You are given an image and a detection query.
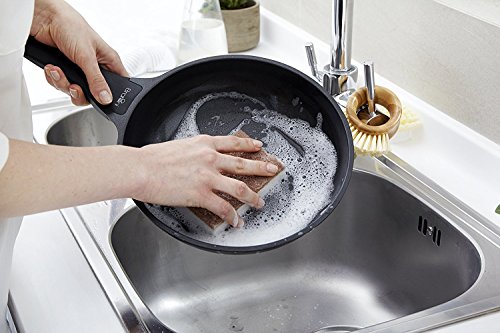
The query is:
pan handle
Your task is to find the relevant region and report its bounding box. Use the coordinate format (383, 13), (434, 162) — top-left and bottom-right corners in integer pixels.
(24, 36), (143, 117)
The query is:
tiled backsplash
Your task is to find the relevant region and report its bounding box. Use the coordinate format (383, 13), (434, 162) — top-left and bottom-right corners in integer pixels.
(261, 0), (500, 145)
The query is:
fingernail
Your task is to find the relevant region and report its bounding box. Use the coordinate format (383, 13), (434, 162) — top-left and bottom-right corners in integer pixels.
(50, 70), (60, 81)
(99, 90), (112, 104)
(253, 140), (263, 148)
(271, 155), (285, 168)
(69, 88), (78, 99)
(257, 197), (265, 209)
(267, 163), (279, 173)
(237, 217), (245, 228)
(230, 214), (239, 227)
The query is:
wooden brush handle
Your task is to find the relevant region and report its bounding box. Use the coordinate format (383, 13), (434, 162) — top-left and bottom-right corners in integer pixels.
(346, 86), (402, 138)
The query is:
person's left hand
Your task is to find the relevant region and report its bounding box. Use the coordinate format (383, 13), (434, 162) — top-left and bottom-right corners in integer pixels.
(31, 0), (128, 105)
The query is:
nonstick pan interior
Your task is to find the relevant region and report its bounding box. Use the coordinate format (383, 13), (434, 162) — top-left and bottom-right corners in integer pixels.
(124, 56), (354, 254)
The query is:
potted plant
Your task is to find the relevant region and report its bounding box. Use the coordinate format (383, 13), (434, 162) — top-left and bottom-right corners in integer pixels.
(219, 0), (260, 52)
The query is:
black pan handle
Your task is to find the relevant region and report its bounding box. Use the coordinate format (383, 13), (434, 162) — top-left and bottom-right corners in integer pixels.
(24, 36), (143, 116)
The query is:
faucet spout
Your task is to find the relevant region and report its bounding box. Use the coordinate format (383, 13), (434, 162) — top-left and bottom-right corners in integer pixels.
(330, 0), (354, 71)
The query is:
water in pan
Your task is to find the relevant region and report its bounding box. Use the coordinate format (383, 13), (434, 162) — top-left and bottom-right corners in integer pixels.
(147, 92), (337, 247)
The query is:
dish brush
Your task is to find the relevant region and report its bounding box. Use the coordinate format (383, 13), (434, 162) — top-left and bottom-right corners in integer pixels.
(345, 61), (402, 156)
(390, 104), (421, 143)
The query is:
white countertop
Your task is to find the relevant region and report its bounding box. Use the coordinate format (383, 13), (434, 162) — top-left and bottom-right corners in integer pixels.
(12, 3), (500, 333)
(10, 211), (124, 332)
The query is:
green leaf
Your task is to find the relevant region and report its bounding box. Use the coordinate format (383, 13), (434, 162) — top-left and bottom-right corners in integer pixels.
(219, 0), (253, 10)
(496, 204), (500, 215)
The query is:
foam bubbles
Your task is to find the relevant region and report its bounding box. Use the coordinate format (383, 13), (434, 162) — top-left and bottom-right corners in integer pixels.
(148, 92), (338, 247)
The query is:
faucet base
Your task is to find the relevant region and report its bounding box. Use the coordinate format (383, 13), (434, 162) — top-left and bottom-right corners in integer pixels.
(322, 64), (358, 100)
(304, 43), (357, 102)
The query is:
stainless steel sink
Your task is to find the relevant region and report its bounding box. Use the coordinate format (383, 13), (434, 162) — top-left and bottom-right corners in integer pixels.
(111, 171), (480, 333)
(34, 105), (500, 333)
(46, 107), (117, 147)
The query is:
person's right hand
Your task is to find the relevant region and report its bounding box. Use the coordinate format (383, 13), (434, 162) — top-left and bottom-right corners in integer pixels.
(133, 135), (281, 228)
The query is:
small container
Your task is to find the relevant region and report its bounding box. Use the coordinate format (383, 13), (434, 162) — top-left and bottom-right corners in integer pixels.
(177, 0), (228, 65)
(221, 0), (260, 52)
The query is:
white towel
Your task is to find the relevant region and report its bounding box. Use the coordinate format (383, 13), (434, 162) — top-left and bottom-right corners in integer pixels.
(112, 32), (178, 76)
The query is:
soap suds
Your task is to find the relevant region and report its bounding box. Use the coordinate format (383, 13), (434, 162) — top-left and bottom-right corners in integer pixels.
(147, 92), (338, 247)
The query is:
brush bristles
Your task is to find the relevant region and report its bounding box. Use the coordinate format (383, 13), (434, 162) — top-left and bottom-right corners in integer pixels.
(347, 119), (390, 156)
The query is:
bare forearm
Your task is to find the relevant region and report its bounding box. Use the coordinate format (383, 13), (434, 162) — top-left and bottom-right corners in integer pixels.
(0, 140), (144, 218)
(0, 135), (279, 227)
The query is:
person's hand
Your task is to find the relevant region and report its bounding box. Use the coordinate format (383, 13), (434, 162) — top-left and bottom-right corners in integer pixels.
(31, 0), (128, 105)
(133, 135), (281, 228)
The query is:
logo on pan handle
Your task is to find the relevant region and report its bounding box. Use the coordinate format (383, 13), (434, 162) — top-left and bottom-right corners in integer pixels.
(114, 87), (132, 107)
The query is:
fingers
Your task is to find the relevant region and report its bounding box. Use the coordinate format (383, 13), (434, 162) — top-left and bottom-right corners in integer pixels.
(206, 135), (281, 176)
(79, 39), (128, 104)
(68, 84), (86, 105)
(93, 37), (129, 77)
(97, 44), (129, 77)
(202, 193), (244, 228)
(44, 65), (88, 106)
(213, 176), (265, 210)
(216, 154), (279, 176)
(44, 40), (128, 106)
(211, 135), (263, 153)
(78, 54), (114, 105)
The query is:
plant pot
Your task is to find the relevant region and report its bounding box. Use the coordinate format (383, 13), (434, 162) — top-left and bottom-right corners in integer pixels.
(221, 1), (260, 52)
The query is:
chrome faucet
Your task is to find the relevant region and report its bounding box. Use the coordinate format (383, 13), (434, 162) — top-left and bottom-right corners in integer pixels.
(305, 0), (358, 104)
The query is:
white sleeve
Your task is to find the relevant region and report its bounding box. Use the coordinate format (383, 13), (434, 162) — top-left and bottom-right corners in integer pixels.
(0, 132), (9, 173)
(0, 0), (34, 55)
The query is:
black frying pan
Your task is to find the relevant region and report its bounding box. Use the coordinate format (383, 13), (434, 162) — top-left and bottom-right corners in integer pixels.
(25, 36), (354, 254)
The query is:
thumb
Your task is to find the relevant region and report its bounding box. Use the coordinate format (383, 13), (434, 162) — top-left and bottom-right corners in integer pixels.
(77, 52), (113, 105)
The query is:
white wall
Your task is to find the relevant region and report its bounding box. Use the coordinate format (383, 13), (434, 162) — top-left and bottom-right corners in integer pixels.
(261, 0), (500, 145)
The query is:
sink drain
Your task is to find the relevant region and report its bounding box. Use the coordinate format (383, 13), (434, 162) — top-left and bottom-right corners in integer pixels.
(311, 325), (361, 333)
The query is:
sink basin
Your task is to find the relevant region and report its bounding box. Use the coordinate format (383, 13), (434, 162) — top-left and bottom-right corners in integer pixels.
(39, 106), (500, 333)
(46, 108), (117, 147)
(111, 171), (480, 333)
